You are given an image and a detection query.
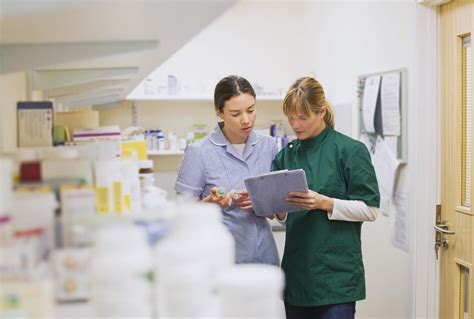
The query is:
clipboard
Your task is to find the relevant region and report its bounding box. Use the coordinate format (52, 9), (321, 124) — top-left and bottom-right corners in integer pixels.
(244, 169), (309, 217)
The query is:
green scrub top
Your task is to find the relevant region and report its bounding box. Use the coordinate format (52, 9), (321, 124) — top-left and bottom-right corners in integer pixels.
(273, 126), (380, 307)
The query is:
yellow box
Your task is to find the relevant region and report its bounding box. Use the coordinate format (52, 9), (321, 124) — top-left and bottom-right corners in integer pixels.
(121, 140), (147, 160)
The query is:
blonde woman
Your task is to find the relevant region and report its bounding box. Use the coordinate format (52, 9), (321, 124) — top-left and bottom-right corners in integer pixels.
(274, 77), (380, 319)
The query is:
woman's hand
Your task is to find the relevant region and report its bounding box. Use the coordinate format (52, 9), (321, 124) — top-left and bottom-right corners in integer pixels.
(202, 187), (232, 209)
(232, 190), (254, 211)
(286, 190), (334, 212)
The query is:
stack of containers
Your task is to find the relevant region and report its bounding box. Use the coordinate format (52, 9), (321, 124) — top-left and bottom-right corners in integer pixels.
(154, 201), (235, 317)
(88, 225), (152, 318)
(0, 157), (56, 317)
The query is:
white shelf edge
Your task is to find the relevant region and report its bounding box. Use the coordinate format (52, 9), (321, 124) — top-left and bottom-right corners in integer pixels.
(126, 95), (284, 102)
(148, 150), (184, 156)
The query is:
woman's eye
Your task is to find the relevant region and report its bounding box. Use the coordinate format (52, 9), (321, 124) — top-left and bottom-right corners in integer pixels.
(231, 113), (239, 117)
(247, 109), (255, 114)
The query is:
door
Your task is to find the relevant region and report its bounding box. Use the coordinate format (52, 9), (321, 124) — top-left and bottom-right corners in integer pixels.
(440, 1), (474, 318)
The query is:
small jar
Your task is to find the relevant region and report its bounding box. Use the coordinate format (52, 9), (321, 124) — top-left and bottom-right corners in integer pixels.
(138, 160), (154, 189)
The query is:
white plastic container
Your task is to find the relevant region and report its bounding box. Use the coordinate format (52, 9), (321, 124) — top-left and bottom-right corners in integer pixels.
(88, 225), (152, 318)
(216, 264), (285, 318)
(94, 160), (122, 214)
(11, 191), (57, 251)
(0, 158), (13, 215)
(154, 201), (235, 318)
(120, 160), (141, 213)
(94, 161), (113, 214)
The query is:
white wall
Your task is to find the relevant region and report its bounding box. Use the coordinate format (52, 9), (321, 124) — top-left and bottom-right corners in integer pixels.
(127, 2), (414, 318)
(0, 72), (27, 153)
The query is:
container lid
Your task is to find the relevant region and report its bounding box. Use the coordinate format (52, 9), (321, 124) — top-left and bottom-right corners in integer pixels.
(138, 160), (153, 170)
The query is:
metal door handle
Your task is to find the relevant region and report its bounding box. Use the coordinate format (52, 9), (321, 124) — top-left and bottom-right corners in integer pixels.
(434, 225), (455, 235)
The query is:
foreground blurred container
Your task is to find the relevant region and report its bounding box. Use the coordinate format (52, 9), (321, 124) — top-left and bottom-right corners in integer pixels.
(154, 201), (235, 318)
(217, 264), (284, 318)
(88, 224), (152, 318)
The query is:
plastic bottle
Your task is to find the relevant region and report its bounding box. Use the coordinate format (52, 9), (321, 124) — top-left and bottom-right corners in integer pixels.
(168, 132), (177, 151)
(94, 161), (114, 214)
(138, 160), (155, 191)
(88, 225), (152, 318)
(186, 132), (195, 145)
(154, 201), (235, 317)
(167, 75), (178, 95)
(156, 131), (165, 151)
(120, 160), (141, 213)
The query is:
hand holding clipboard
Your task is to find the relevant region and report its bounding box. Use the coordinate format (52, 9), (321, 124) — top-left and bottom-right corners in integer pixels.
(244, 169), (309, 217)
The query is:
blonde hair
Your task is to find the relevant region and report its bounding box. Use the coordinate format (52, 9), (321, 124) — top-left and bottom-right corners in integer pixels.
(283, 77), (335, 129)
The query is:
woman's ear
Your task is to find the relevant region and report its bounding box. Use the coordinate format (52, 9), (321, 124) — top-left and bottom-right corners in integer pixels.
(319, 107), (327, 118)
(216, 109), (224, 120)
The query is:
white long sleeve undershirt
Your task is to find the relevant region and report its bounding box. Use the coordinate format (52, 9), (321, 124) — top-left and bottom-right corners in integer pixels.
(276, 199), (379, 223)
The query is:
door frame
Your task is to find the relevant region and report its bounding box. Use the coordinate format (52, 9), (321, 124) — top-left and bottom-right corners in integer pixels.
(412, 2), (441, 318)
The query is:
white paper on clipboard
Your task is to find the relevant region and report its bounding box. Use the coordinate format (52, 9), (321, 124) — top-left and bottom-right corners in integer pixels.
(244, 169), (309, 217)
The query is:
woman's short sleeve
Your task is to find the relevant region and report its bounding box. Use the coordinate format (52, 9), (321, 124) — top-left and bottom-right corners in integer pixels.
(343, 143), (380, 207)
(175, 144), (206, 198)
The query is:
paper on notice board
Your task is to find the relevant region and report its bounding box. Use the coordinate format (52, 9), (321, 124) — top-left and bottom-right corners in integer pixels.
(372, 136), (400, 200)
(362, 75), (381, 133)
(392, 187), (409, 252)
(379, 196), (391, 217)
(384, 136), (398, 158)
(381, 72), (401, 136)
(359, 133), (374, 154)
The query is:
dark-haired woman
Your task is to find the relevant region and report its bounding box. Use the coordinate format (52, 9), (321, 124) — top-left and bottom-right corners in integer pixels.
(175, 75), (279, 266)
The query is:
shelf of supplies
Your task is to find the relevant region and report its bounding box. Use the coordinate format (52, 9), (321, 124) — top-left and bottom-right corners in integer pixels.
(127, 95), (284, 102)
(148, 150), (184, 156)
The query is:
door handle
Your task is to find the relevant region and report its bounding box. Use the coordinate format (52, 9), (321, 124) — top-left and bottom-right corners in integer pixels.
(434, 224), (455, 235)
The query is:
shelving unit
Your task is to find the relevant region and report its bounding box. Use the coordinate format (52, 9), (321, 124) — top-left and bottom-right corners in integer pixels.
(127, 95), (284, 102)
(148, 150), (184, 156)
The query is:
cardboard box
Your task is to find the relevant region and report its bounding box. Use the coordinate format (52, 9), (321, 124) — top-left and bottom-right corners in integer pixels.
(17, 101), (53, 147)
(55, 109), (99, 138)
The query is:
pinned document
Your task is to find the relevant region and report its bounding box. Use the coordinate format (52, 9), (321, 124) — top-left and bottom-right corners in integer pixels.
(362, 75), (381, 133)
(381, 72), (401, 136)
(372, 136), (400, 200)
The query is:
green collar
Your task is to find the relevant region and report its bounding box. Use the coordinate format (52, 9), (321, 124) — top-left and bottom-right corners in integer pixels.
(299, 126), (331, 150)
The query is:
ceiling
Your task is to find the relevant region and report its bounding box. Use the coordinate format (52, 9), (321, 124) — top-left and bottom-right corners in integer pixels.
(0, 0), (236, 109)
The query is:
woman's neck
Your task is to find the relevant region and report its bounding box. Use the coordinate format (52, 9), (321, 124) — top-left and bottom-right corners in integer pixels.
(222, 126), (247, 144)
(309, 122), (327, 139)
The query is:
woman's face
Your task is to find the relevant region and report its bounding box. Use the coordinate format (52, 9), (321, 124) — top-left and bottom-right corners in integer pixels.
(218, 93), (256, 144)
(287, 108), (326, 140)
